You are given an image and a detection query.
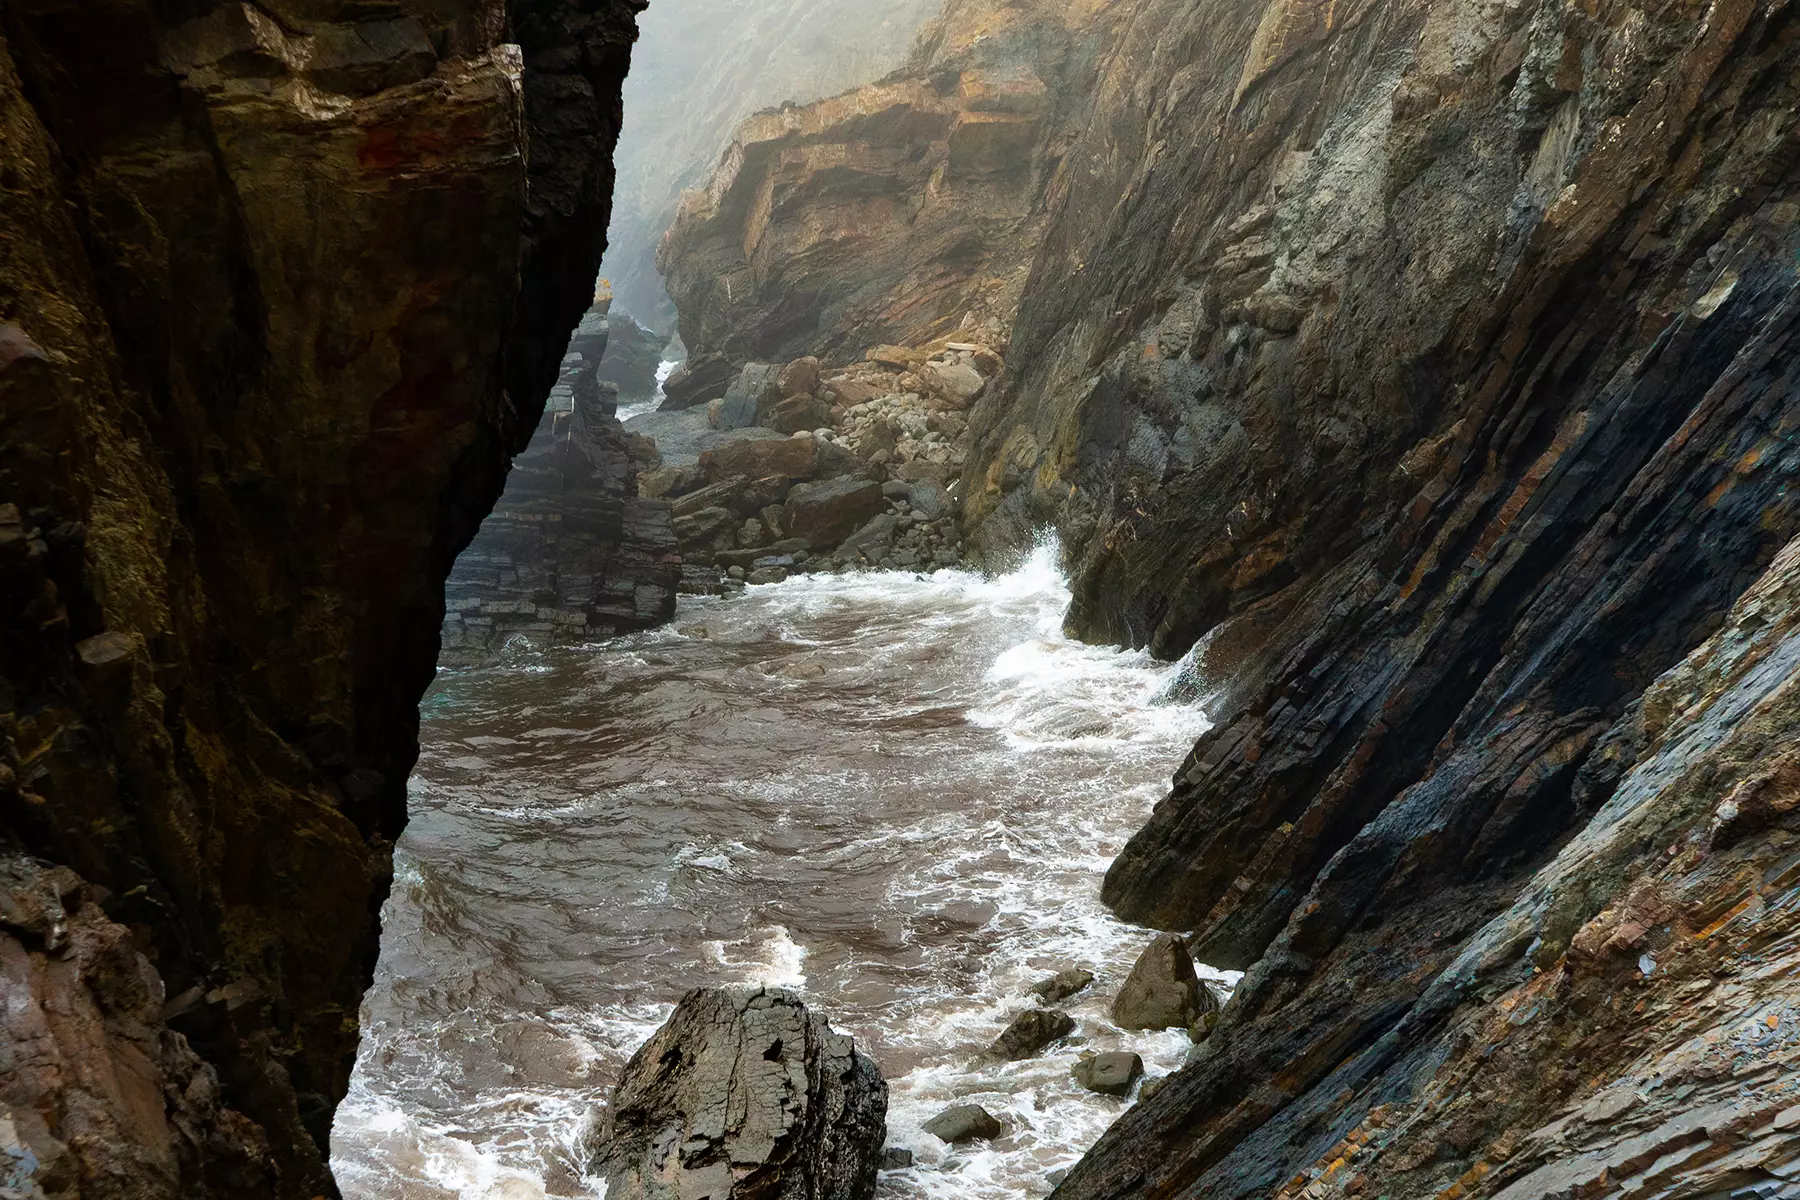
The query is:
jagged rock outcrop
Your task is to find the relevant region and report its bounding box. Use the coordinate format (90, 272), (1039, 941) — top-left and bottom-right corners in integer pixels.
(1062, 533), (1800, 1199)
(442, 303), (677, 665)
(657, 0), (1125, 369)
(586, 987), (887, 1200)
(904, 0), (1800, 1191)
(0, 1), (642, 1194)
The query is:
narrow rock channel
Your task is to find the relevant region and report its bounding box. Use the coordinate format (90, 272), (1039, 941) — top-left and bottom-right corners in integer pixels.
(331, 546), (1233, 1199)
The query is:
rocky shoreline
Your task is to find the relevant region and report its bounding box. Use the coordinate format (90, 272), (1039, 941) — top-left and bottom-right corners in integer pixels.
(624, 336), (1005, 595)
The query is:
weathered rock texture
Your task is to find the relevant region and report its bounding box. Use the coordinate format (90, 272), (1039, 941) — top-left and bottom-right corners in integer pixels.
(1065, 535), (1800, 1199)
(0, 1), (642, 1194)
(921, 0), (1800, 1191)
(587, 986), (887, 1200)
(602, 0), (941, 329)
(657, 0), (1126, 368)
(441, 303), (677, 666)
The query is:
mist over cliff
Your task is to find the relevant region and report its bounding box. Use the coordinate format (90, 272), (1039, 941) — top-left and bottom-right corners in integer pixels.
(598, 0), (941, 330)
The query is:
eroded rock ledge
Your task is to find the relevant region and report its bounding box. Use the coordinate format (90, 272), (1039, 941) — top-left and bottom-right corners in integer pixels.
(656, 0), (1126, 376)
(0, 1), (643, 1194)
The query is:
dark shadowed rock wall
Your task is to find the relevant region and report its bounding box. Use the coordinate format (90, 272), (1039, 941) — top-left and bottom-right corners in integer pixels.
(0, 1), (642, 1195)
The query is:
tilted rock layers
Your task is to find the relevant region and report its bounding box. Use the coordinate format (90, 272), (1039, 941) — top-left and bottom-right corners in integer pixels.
(932, 0), (1800, 1193)
(0, 1), (642, 1195)
(656, 0), (1127, 371)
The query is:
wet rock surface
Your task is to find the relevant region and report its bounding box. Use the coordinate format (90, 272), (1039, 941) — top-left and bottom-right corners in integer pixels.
(1032, 968), (1096, 1004)
(922, 1104), (1004, 1145)
(987, 1009), (1077, 1062)
(1071, 1053), (1143, 1098)
(586, 987), (887, 1200)
(0, 1), (642, 1193)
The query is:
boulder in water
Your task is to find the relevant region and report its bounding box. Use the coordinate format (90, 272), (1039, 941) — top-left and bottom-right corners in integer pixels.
(986, 1008), (1075, 1061)
(1111, 934), (1214, 1033)
(1030, 967), (1095, 1004)
(586, 986), (886, 1200)
(921, 1104), (1003, 1144)
(1071, 1051), (1143, 1096)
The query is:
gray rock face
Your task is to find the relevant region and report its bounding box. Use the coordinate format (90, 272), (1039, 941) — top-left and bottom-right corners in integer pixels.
(922, 1104), (1004, 1145)
(588, 987), (886, 1200)
(987, 1008), (1076, 1061)
(1111, 935), (1213, 1033)
(1071, 1052), (1143, 1097)
(716, 363), (782, 430)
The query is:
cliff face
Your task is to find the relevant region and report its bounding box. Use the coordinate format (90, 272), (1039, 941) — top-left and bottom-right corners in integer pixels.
(656, 0), (1800, 1190)
(657, 0), (1124, 370)
(938, 0), (1800, 1193)
(0, 1), (640, 1195)
(601, 0), (941, 331)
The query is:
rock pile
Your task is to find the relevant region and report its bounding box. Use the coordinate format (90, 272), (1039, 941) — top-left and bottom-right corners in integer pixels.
(586, 987), (886, 1200)
(639, 338), (1004, 588)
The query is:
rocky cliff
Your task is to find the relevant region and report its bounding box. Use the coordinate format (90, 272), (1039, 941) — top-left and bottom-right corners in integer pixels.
(659, 0), (1800, 1191)
(657, 0), (1127, 373)
(601, 0), (941, 331)
(440, 301), (677, 667)
(0, 1), (641, 1195)
(941, 0), (1800, 1193)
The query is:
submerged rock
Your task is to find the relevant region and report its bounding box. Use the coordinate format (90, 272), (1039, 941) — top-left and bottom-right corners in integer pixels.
(1111, 935), (1213, 1033)
(587, 987), (886, 1200)
(987, 1008), (1076, 1061)
(922, 1104), (1004, 1145)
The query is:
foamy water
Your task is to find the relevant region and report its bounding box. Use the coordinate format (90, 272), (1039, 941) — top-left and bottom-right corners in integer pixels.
(613, 358), (679, 423)
(332, 544), (1227, 1199)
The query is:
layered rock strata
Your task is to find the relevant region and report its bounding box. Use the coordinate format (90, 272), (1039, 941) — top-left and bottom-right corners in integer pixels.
(441, 304), (677, 666)
(586, 987), (887, 1200)
(928, 0), (1800, 1193)
(657, 0), (1124, 369)
(653, 0), (1800, 1190)
(0, 1), (642, 1194)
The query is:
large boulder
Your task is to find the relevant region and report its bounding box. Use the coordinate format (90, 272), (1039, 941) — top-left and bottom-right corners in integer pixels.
(784, 476), (886, 549)
(1111, 934), (1216, 1034)
(777, 356), (822, 398)
(987, 1008), (1075, 1061)
(716, 363), (782, 430)
(702, 435), (822, 485)
(764, 393), (830, 435)
(587, 987), (886, 1200)
(921, 358), (985, 407)
(661, 352), (735, 410)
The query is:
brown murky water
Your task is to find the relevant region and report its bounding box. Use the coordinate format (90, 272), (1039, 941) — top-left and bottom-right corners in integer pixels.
(331, 545), (1225, 1200)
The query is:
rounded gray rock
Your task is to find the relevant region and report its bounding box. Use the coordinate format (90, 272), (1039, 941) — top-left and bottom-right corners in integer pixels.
(921, 1103), (1003, 1144)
